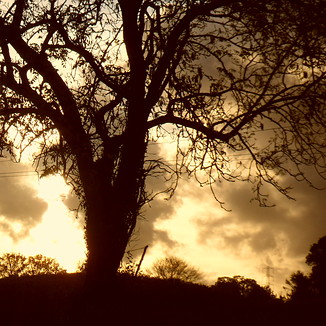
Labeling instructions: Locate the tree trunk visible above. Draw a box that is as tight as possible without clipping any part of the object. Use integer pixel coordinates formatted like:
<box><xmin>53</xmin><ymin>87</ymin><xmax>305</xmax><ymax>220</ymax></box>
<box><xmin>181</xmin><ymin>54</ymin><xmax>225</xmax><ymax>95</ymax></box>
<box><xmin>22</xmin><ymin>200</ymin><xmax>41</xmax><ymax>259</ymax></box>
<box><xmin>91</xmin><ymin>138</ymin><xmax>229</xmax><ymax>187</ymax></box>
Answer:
<box><xmin>76</xmin><ymin>114</ymin><xmax>147</xmax><ymax>293</ymax></box>
<box><xmin>85</xmin><ymin>196</ymin><xmax>130</xmax><ymax>290</ymax></box>
<box><xmin>80</xmin><ymin>174</ymin><xmax>135</xmax><ymax>289</ymax></box>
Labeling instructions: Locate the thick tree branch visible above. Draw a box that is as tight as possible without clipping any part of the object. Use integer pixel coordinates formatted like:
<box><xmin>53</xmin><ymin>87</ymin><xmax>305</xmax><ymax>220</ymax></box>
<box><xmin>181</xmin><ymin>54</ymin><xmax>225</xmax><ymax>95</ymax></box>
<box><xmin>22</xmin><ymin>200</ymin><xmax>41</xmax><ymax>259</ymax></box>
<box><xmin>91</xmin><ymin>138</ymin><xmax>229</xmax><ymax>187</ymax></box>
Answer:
<box><xmin>0</xmin><ymin>23</ymin><xmax>82</xmax><ymax>128</ymax></box>
<box><xmin>145</xmin><ymin>0</ymin><xmax>246</xmax><ymax>109</ymax></box>
<box><xmin>53</xmin><ymin>22</ymin><xmax>128</xmax><ymax>97</ymax></box>
<box><xmin>147</xmin><ymin>114</ymin><xmax>228</xmax><ymax>142</ymax></box>
<box><xmin>12</xmin><ymin>0</ymin><xmax>25</xmax><ymax>27</ymax></box>
<box><xmin>119</xmin><ymin>0</ymin><xmax>147</xmax><ymax>108</ymax></box>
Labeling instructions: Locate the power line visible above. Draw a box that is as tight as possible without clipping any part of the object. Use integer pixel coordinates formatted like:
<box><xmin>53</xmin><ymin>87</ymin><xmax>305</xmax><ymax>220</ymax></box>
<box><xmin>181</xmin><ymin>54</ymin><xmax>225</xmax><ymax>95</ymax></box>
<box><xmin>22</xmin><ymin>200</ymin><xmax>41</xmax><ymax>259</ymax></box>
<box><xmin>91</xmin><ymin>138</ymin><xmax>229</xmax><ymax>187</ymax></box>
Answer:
<box><xmin>0</xmin><ymin>171</ymin><xmax>36</xmax><ymax>175</ymax></box>
<box><xmin>0</xmin><ymin>171</ymin><xmax>37</xmax><ymax>178</ymax></box>
<box><xmin>0</xmin><ymin>174</ymin><xmax>36</xmax><ymax>179</ymax></box>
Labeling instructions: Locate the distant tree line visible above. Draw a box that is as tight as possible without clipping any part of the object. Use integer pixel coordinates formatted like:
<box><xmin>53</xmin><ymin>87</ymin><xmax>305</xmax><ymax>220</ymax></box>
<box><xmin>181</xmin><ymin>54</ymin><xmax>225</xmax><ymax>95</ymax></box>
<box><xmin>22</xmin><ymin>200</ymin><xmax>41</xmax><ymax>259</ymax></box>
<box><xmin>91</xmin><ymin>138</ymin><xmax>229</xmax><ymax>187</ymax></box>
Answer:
<box><xmin>11</xmin><ymin>234</ymin><xmax>324</xmax><ymax>304</ymax></box>
<box><xmin>116</xmin><ymin>254</ymin><xmax>276</xmax><ymax>301</ymax></box>
<box><xmin>0</xmin><ymin>253</ymin><xmax>66</xmax><ymax>278</ymax></box>
<box><xmin>122</xmin><ymin>236</ymin><xmax>326</xmax><ymax>303</ymax></box>
<box><xmin>212</xmin><ymin>275</ymin><xmax>275</xmax><ymax>301</ymax></box>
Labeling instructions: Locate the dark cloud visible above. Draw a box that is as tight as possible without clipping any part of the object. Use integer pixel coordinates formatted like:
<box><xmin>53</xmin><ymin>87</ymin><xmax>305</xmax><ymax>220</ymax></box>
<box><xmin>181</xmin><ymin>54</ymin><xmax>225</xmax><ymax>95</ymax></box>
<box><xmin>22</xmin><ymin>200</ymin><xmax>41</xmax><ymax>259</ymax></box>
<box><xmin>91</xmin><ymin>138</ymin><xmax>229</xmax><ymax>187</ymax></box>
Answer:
<box><xmin>249</xmin><ymin>229</ymin><xmax>277</xmax><ymax>253</ymax></box>
<box><xmin>124</xmin><ymin>142</ymin><xmax>183</xmax><ymax>255</ymax></box>
<box><xmin>62</xmin><ymin>190</ymin><xmax>86</xmax><ymax>227</ymax></box>
<box><xmin>63</xmin><ymin>191</ymin><xmax>80</xmax><ymax>213</ymax></box>
<box><xmin>0</xmin><ymin>161</ymin><xmax>48</xmax><ymax>241</ymax></box>
<box><xmin>193</xmin><ymin>176</ymin><xmax>326</xmax><ymax>260</ymax></box>
<box><xmin>129</xmin><ymin>175</ymin><xmax>181</xmax><ymax>256</ymax></box>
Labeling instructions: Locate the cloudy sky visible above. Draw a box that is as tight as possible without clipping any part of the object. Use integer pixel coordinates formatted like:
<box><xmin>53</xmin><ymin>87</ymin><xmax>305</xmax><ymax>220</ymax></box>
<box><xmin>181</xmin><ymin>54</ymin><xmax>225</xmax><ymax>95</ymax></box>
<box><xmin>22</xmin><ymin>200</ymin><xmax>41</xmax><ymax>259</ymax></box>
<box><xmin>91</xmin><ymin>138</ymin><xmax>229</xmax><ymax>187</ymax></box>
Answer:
<box><xmin>136</xmin><ymin>163</ymin><xmax>326</xmax><ymax>295</ymax></box>
<box><xmin>0</xmin><ymin>144</ymin><xmax>325</xmax><ymax>296</ymax></box>
<box><xmin>0</xmin><ymin>0</ymin><xmax>324</xmax><ymax>299</ymax></box>
<box><xmin>0</xmin><ymin>159</ymin><xmax>86</xmax><ymax>272</ymax></box>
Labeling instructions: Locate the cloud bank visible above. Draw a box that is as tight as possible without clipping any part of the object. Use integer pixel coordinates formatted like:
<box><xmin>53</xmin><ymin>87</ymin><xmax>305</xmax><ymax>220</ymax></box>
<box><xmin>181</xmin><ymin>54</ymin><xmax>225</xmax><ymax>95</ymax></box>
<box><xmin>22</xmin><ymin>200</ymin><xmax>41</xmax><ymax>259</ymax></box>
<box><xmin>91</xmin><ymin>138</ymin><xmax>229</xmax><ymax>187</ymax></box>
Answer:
<box><xmin>0</xmin><ymin>161</ymin><xmax>48</xmax><ymax>241</ymax></box>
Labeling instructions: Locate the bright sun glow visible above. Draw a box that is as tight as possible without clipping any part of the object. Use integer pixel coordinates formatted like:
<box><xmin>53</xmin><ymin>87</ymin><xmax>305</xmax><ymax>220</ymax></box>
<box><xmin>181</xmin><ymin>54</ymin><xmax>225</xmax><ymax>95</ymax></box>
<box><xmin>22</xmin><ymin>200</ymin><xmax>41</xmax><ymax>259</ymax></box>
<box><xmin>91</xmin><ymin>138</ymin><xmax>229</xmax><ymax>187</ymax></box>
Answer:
<box><xmin>0</xmin><ymin>173</ymin><xmax>87</xmax><ymax>272</ymax></box>
<box><xmin>29</xmin><ymin>175</ymin><xmax>87</xmax><ymax>272</ymax></box>
<box><xmin>0</xmin><ymin>126</ymin><xmax>87</xmax><ymax>272</ymax></box>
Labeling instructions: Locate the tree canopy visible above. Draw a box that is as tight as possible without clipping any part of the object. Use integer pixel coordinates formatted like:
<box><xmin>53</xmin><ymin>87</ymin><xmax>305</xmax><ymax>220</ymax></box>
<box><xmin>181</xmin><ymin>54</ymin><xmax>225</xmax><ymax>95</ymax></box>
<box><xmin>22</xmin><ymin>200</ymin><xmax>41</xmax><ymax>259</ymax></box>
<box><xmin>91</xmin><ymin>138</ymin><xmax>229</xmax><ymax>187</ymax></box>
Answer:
<box><xmin>148</xmin><ymin>256</ymin><xmax>203</xmax><ymax>283</ymax></box>
<box><xmin>287</xmin><ymin>236</ymin><xmax>326</xmax><ymax>301</ymax></box>
<box><xmin>213</xmin><ymin>275</ymin><xmax>275</xmax><ymax>300</ymax></box>
<box><xmin>0</xmin><ymin>253</ymin><xmax>66</xmax><ymax>278</ymax></box>
<box><xmin>0</xmin><ymin>0</ymin><xmax>325</xmax><ymax>288</ymax></box>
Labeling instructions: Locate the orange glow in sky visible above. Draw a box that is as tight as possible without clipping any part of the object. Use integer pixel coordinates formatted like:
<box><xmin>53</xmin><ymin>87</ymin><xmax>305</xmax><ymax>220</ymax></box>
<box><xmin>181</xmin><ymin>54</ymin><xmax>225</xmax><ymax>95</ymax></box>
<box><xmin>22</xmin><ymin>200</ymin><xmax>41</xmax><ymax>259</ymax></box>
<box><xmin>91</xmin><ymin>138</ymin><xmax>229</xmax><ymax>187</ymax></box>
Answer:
<box><xmin>0</xmin><ymin>173</ymin><xmax>86</xmax><ymax>272</ymax></box>
<box><xmin>0</xmin><ymin>158</ymin><xmax>323</xmax><ymax>297</ymax></box>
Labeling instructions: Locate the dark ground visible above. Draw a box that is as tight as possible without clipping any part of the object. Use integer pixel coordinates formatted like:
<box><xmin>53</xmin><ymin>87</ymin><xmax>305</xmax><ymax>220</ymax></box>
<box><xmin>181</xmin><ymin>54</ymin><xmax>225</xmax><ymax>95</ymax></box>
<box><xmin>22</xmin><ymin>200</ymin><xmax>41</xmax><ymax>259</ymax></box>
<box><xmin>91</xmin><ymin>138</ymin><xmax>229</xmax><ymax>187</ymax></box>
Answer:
<box><xmin>0</xmin><ymin>273</ymin><xmax>323</xmax><ymax>326</ymax></box>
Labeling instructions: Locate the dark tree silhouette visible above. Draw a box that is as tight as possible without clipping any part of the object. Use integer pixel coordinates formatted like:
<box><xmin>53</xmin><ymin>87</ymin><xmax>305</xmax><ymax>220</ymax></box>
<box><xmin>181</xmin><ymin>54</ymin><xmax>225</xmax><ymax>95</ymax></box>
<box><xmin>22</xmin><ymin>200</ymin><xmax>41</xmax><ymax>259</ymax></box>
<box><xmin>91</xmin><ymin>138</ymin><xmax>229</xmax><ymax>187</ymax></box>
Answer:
<box><xmin>26</xmin><ymin>254</ymin><xmax>67</xmax><ymax>276</ymax></box>
<box><xmin>286</xmin><ymin>271</ymin><xmax>313</xmax><ymax>302</ymax></box>
<box><xmin>0</xmin><ymin>0</ymin><xmax>325</xmax><ymax>290</ymax></box>
<box><xmin>0</xmin><ymin>253</ymin><xmax>28</xmax><ymax>278</ymax></box>
<box><xmin>148</xmin><ymin>256</ymin><xmax>203</xmax><ymax>283</ymax></box>
<box><xmin>0</xmin><ymin>253</ymin><xmax>66</xmax><ymax>278</ymax></box>
<box><xmin>306</xmin><ymin>236</ymin><xmax>326</xmax><ymax>297</ymax></box>
<box><xmin>287</xmin><ymin>236</ymin><xmax>326</xmax><ymax>301</ymax></box>
<box><xmin>213</xmin><ymin>275</ymin><xmax>275</xmax><ymax>300</ymax></box>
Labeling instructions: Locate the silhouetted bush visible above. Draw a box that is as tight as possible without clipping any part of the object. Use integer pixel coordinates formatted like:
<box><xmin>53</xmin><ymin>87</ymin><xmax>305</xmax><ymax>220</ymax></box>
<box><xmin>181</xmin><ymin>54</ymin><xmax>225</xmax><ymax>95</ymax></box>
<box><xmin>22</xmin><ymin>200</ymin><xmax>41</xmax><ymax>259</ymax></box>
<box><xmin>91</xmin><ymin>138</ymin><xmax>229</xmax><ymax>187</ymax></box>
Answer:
<box><xmin>147</xmin><ymin>256</ymin><xmax>203</xmax><ymax>283</ymax></box>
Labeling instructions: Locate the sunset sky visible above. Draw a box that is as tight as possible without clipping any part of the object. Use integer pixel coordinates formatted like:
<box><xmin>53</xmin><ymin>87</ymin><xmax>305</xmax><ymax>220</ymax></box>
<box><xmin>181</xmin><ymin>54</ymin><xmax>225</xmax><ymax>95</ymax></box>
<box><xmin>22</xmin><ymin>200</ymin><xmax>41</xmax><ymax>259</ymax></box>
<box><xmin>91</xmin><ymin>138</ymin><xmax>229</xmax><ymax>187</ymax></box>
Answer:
<box><xmin>0</xmin><ymin>143</ymin><xmax>325</xmax><ymax>296</ymax></box>
<box><xmin>1</xmin><ymin>0</ymin><xmax>325</xmax><ymax>301</ymax></box>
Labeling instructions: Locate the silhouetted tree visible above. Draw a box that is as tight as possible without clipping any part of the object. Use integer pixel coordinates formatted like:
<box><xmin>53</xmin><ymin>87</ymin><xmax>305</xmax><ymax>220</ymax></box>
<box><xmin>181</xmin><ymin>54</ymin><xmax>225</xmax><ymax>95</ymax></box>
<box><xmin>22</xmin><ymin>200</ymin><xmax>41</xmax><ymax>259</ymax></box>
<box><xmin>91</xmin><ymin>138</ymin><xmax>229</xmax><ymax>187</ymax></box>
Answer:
<box><xmin>306</xmin><ymin>236</ymin><xmax>326</xmax><ymax>298</ymax></box>
<box><xmin>149</xmin><ymin>256</ymin><xmax>203</xmax><ymax>283</ymax></box>
<box><xmin>287</xmin><ymin>236</ymin><xmax>326</xmax><ymax>301</ymax></box>
<box><xmin>0</xmin><ymin>253</ymin><xmax>66</xmax><ymax>278</ymax></box>
<box><xmin>0</xmin><ymin>253</ymin><xmax>28</xmax><ymax>278</ymax></box>
<box><xmin>286</xmin><ymin>271</ymin><xmax>313</xmax><ymax>302</ymax></box>
<box><xmin>213</xmin><ymin>275</ymin><xmax>275</xmax><ymax>300</ymax></box>
<box><xmin>0</xmin><ymin>0</ymin><xmax>325</xmax><ymax>290</ymax></box>
<box><xmin>26</xmin><ymin>254</ymin><xmax>67</xmax><ymax>276</ymax></box>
